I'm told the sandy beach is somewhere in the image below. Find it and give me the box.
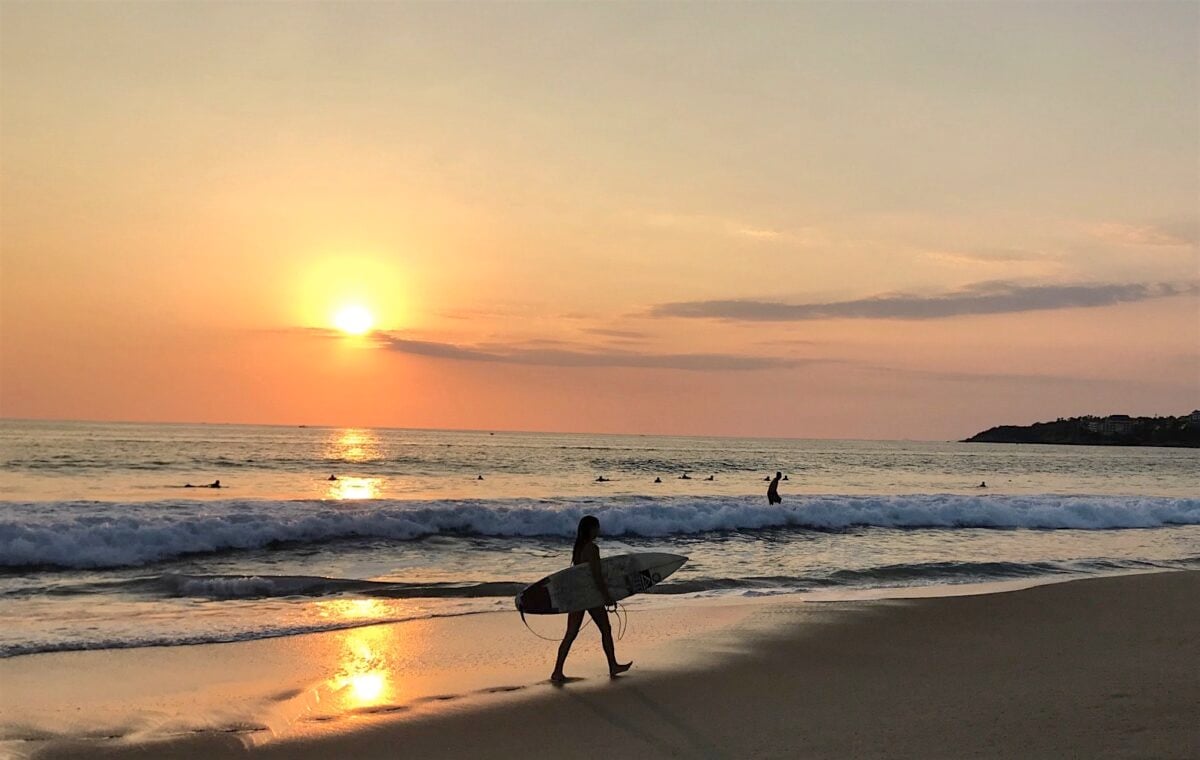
[6,571,1196,760]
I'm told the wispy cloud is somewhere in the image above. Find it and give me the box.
[580,327,651,340]
[372,335,814,371]
[649,281,1198,322]
[639,211,806,244]
[1088,220,1198,247]
[921,247,1055,266]
[735,227,784,240]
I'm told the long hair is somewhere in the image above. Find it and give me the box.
[572,515,599,564]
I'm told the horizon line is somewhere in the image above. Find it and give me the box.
[0,415,957,444]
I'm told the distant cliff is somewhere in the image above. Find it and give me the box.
[962,412,1200,448]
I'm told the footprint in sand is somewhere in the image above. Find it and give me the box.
[355,704,409,715]
[305,715,338,723]
[481,685,526,694]
[269,688,304,701]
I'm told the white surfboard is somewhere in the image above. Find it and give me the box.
[515,552,687,614]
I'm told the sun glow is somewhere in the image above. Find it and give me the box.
[333,305,374,335]
[328,625,397,710]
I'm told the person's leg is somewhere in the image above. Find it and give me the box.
[587,607,631,676]
[551,611,584,681]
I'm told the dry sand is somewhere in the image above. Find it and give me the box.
[10,572,1199,759]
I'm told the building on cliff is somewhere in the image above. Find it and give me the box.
[1084,415,1135,436]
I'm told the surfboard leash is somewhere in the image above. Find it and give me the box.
[518,607,564,641]
[518,602,629,642]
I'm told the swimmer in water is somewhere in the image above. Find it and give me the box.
[328,474,338,481]
[679,473,691,480]
[705,475,715,481]
[595,476,609,483]
[477,474,484,480]
[767,472,782,505]
[978,481,987,488]
[653,477,662,483]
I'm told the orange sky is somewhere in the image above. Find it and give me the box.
[1,2,1197,439]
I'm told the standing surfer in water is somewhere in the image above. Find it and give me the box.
[550,515,632,682]
[767,471,783,504]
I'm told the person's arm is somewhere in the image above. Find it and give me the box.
[587,544,615,606]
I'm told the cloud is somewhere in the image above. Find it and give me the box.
[438,304,552,321]
[735,227,784,240]
[1088,221,1198,247]
[580,327,651,340]
[374,335,813,371]
[921,247,1055,266]
[639,211,799,244]
[649,281,1199,322]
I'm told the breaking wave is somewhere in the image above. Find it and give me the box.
[2,494,1198,570]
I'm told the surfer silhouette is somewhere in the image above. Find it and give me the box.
[767,472,782,505]
[185,480,222,489]
[550,516,632,683]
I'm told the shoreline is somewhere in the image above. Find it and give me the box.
[0,569,1152,661]
[6,570,1197,759]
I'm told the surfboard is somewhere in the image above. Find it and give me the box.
[515,552,687,615]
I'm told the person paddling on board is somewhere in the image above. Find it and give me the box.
[767,471,783,505]
[550,515,632,682]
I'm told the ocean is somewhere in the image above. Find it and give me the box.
[1,419,1197,659]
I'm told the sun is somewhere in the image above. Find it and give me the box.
[332,305,374,335]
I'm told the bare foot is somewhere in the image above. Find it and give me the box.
[609,662,632,677]
[550,672,568,683]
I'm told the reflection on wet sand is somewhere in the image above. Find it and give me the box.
[329,625,396,711]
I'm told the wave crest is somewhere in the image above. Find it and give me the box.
[1,494,1197,569]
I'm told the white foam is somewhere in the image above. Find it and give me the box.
[1,494,1198,569]
[171,575,275,599]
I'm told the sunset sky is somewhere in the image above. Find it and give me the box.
[1,1,1197,439]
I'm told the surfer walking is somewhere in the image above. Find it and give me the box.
[550,515,632,682]
[767,471,783,505]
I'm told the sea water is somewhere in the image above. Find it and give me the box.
[1,419,1197,658]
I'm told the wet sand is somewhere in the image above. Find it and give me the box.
[10,572,1199,759]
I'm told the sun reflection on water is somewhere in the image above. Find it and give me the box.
[325,476,381,501]
[323,428,385,500]
[325,428,381,464]
[317,598,387,621]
